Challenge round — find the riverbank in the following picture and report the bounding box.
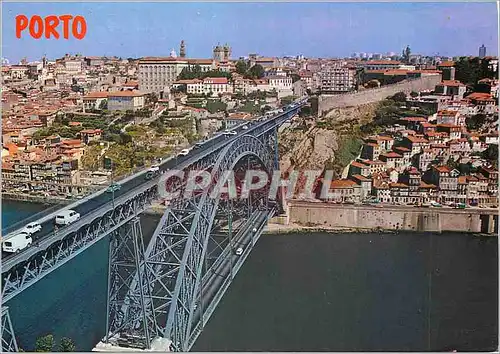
[263,222,495,237]
[2,193,72,205]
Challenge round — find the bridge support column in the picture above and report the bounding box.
[101,217,157,351]
[487,215,496,234]
[1,307,18,352]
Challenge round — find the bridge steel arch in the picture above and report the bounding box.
[105,133,278,351]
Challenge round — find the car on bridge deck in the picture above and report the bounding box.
[193,142,204,149]
[3,232,32,253]
[55,210,81,226]
[21,222,42,235]
[149,164,160,173]
[178,148,191,156]
[106,183,121,193]
[223,130,237,136]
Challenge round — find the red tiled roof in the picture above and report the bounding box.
[439,80,465,87]
[434,165,451,173]
[437,61,455,67]
[351,161,369,169]
[390,182,409,188]
[84,92,109,99]
[187,59,214,65]
[203,77,228,85]
[365,60,401,65]
[381,152,402,158]
[330,179,358,189]
[405,135,428,143]
[351,174,371,182]
[175,79,202,84]
[108,90,145,97]
[420,182,437,189]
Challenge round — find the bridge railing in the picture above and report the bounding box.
[1,204,63,236]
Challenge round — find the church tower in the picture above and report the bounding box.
[180,40,186,58]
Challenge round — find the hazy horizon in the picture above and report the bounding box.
[2,2,498,64]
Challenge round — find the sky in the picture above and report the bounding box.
[1,2,498,63]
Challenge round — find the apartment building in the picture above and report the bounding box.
[319,66,357,93]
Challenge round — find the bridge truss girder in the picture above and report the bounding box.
[1,307,18,352]
[106,131,278,351]
[1,186,157,303]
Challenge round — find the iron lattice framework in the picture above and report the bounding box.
[1,307,18,352]
[105,131,279,351]
[1,186,157,303]
[105,217,157,350]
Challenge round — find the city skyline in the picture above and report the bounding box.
[2,2,498,63]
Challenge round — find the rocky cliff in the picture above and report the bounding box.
[279,102,379,176]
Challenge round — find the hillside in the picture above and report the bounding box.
[279,102,379,178]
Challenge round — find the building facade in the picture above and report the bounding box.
[107,91,146,111]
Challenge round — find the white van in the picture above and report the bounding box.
[55,210,81,225]
[3,232,32,253]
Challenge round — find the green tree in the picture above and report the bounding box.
[206,100,227,114]
[389,91,407,103]
[98,99,108,110]
[246,64,265,79]
[466,114,486,131]
[59,337,76,352]
[455,57,496,86]
[35,335,54,352]
[410,91,419,98]
[290,73,301,83]
[120,132,133,145]
[235,60,248,75]
[482,144,498,166]
[281,96,295,105]
[145,92,158,105]
[446,157,460,170]
[81,145,103,171]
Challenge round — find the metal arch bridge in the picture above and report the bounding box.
[1,100,307,352]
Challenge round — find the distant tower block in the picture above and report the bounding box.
[180,40,186,58]
[479,44,486,58]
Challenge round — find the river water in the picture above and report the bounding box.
[2,200,498,351]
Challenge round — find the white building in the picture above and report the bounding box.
[9,65,29,80]
[82,92,109,112]
[64,60,83,74]
[267,76,292,97]
[185,77,232,97]
[107,91,146,111]
[139,57,215,94]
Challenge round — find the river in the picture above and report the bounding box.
[2,200,498,351]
